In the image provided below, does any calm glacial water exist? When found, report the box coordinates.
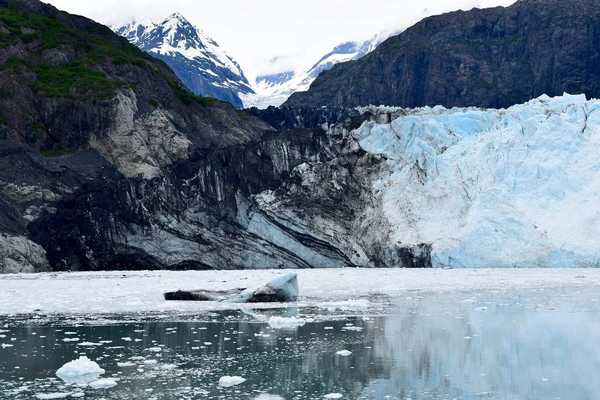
[1,287,600,399]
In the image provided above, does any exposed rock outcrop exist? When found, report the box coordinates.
[0,233,49,273]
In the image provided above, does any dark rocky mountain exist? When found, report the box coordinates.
[114,13,253,109]
[0,0,429,273]
[285,0,600,109]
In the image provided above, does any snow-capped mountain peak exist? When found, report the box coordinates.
[306,41,371,79]
[242,31,397,109]
[114,13,253,108]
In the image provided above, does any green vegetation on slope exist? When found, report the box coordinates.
[32,62,120,98]
[0,3,223,104]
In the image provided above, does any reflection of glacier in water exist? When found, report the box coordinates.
[1,287,600,399]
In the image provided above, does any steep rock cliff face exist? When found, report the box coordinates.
[0,0,282,271]
[285,0,600,109]
[24,115,428,271]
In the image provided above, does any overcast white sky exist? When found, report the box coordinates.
[43,0,516,79]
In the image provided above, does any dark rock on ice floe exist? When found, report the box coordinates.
[164,273,299,303]
[164,288,246,301]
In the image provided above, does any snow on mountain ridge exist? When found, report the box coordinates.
[242,31,397,109]
[114,13,253,108]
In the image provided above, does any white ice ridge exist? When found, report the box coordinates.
[358,94,600,267]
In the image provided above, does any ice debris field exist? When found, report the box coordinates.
[1,268,600,315]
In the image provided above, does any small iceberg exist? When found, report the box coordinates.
[89,378,118,389]
[268,316,306,330]
[336,350,352,357]
[35,393,71,400]
[56,356,105,385]
[165,273,299,303]
[218,376,246,387]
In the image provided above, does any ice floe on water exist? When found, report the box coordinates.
[218,376,247,387]
[89,378,118,389]
[54,356,118,391]
[116,361,135,368]
[34,393,72,399]
[56,356,105,385]
[254,395,285,400]
[267,316,307,330]
[336,350,352,357]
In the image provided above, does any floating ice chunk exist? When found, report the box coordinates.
[1,343,13,348]
[336,350,352,357]
[341,326,363,332]
[165,273,299,303]
[35,393,71,399]
[268,316,306,330]
[254,395,285,400]
[56,356,105,384]
[117,361,136,367]
[244,272,299,303]
[146,346,162,352]
[218,376,246,387]
[324,394,343,399]
[89,378,118,389]
[77,342,101,347]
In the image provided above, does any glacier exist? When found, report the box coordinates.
[357,94,600,267]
